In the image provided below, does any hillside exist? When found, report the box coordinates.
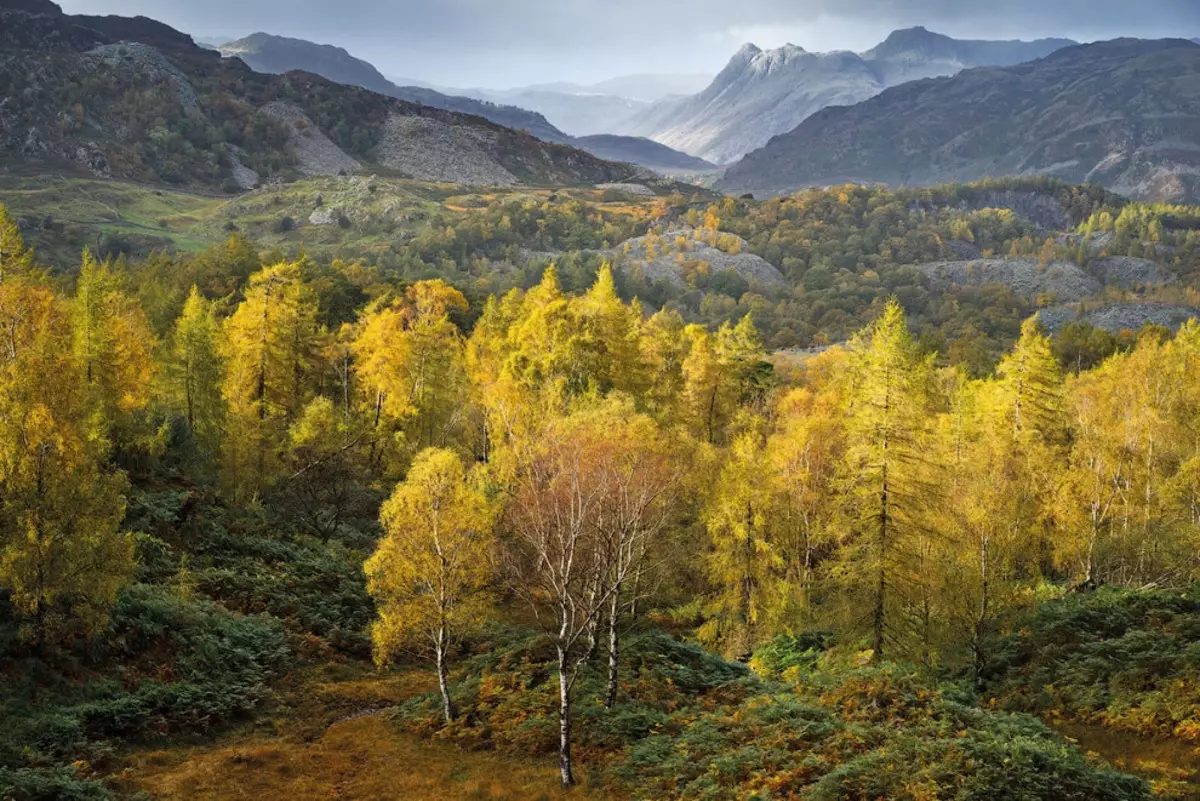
[618,27,1072,164]
[217,32,703,172]
[219,33,568,144]
[459,87,648,137]
[0,1,639,191]
[573,134,715,172]
[719,38,1200,202]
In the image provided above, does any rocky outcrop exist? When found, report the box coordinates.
[612,228,785,288]
[374,114,517,186]
[88,43,197,108]
[1036,303,1200,333]
[916,259,1102,302]
[258,101,361,177]
[1088,257,1175,289]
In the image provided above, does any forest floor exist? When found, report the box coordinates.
[1051,721,1200,799]
[108,660,592,801]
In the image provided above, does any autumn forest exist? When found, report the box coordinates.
[2,195,1200,800]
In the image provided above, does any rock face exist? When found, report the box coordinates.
[620,28,1072,165]
[916,259,1102,302]
[916,253,1176,303]
[611,228,786,288]
[374,114,517,186]
[719,38,1200,203]
[220,33,566,144]
[1088,257,1175,289]
[258,102,362,177]
[1036,303,1200,333]
[88,43,197,108]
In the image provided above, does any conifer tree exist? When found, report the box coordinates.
[167,286,224,459]
[73,249,155,449]
[834,300,937,662]
[221,262,324,498]
[702,431,781,656]
[0,269,132,641]
[353,280,469,470]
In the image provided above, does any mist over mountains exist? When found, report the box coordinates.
[718,37,1200,202]
[615,27,1076,165]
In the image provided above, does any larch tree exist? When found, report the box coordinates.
[0,267,132,642]
[941,317,1065,677]
[764,385,845,630]
[702,430,782,656]
[834,300,937,662]
[72,249,156,450]
[352,280,469,472]
[221,262,324,499]
[0,206,34,284]
[365,447,494,724]
[167,286,224,460]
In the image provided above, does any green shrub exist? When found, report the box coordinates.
[983,586,1200,740]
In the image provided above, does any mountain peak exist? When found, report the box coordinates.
[0,0,63,15]
[871,26,954,57]
[734,43,763,60]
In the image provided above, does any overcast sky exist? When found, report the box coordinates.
[56,0,1200,88]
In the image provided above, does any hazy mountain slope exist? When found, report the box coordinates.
[0,0,638,190]
[572,135,715,172]
[216,32,703,172]
[862,27,1077,84]
[622,28,1073,164]
[718,39,1200,203]
[462,88,648,137]
[220,33,568,143]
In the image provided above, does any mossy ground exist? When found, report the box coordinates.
[113,663,591,801]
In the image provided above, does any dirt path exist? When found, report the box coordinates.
[111,663,595,800]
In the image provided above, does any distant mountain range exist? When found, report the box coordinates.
[458,88,648,138]
[219,33,709,173]
[618,27,1075,164]
[718,38,1200,203]
[0,0,640,190]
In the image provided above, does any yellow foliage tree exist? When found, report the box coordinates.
[221,262,324,499]
[365,448,494,724]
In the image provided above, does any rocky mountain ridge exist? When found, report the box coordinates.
[718,38,1200,203]
[0,0,639,190]
[617,27,1074,165]
[217,32,705,173]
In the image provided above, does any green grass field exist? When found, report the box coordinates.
[0,174,655,270]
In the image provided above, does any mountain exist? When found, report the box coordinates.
[455,74,713,138]
[460,88,648,137]
[620,28,1075,164]
[587,74,713,101]
[219,33,567,143]
[718,39,1200,203]
[572,135,714,172]
[216,32,705,172]
[0,0,639,190]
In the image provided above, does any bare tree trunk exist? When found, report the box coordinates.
[557,644,574,788]
[604,589,621,708]
[872,461,889,663]
[436,625,454,725]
